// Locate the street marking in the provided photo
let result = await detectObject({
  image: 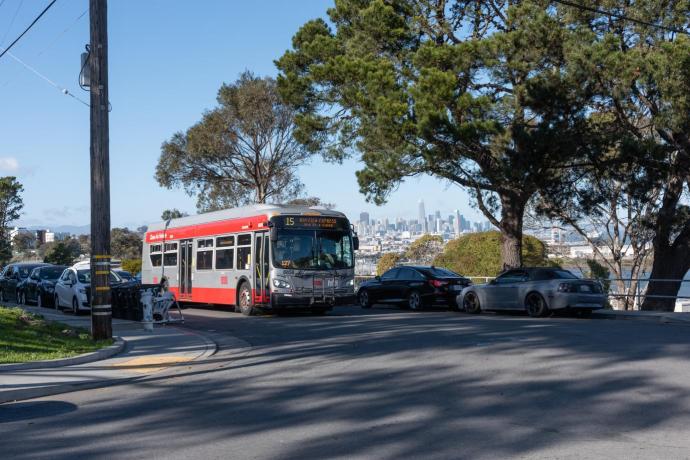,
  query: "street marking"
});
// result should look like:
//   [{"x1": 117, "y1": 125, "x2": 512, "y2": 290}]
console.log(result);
[{"x1": 112, "y1": 355, "x2": 194, "y2": 374}]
